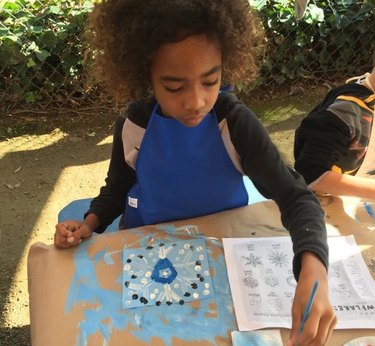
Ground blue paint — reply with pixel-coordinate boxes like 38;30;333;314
151;258;178;284
92;246;108;262
364;202;375;220
156;223;224;248
103;250;119;265
232;330;283;346
65;226;236;345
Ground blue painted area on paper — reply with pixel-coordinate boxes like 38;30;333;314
65;227;236;345
231;330;283;346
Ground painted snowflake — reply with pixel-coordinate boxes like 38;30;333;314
122;238;214;309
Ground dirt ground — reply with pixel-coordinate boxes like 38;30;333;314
0;87;326;345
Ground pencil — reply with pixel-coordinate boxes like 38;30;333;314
297;279;319;335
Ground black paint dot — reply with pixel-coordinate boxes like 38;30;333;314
156;301;161;306
195;260;201;266
124;281;130;287
159;243;164;247
138;255;144;259
184;292;191;297
146;246;154;250
131;274;137;279
199;277;204;282
126;259;132;263
179;300;184;305
140;297;148;304
166;301;172;305
190;245;195;251
191;283;198;289
196;274;201;278
132;294;138;300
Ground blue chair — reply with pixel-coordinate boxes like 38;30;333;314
243;176;268;205
58;198;121;233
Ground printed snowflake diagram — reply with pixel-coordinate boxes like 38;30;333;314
268;251;289;268
242;253;263;268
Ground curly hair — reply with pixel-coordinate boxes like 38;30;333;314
86;0;264;103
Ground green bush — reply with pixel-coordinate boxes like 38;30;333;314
0;0;93;103
0;0;374;105
255;0;375;86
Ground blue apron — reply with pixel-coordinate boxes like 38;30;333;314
124;104;249;228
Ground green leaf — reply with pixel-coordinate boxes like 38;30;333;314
304;5;324;24
29;25;44;33
83;1;94;10
38;31;58;49
3;2;21;11
24;91;36;103
250;0;267;10
3;34;22;45
27;42;37;52
339;15;351;28
35;49;50;62
62;53;80;75
0;28;9;38
26;58;36;68
49;5;62;14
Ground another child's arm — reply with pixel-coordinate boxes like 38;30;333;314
310;170;375;199
294;92;375;199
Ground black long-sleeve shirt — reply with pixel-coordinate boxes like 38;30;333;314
294;82;374;184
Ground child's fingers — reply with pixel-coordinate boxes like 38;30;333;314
289;299;320;345
288;305;300;345
54;229;72;248
67;225;93;245
305;311;336;346
54;221;93;248
290;306;337;346
54;221;80;248
295;312;320;345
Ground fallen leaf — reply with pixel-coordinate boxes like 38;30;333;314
4;184;14;189
14;166;22;173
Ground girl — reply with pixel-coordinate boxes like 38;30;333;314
55;0;336;344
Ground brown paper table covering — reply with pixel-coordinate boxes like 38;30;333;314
27;197;375;345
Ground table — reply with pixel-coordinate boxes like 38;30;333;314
27;196;375;345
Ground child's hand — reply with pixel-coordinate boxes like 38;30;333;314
289;252;337;346
54;220;93;248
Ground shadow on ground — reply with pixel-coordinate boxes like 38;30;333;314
0;112;117;346
0;325;31;346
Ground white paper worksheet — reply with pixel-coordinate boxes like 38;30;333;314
223;235;375;331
